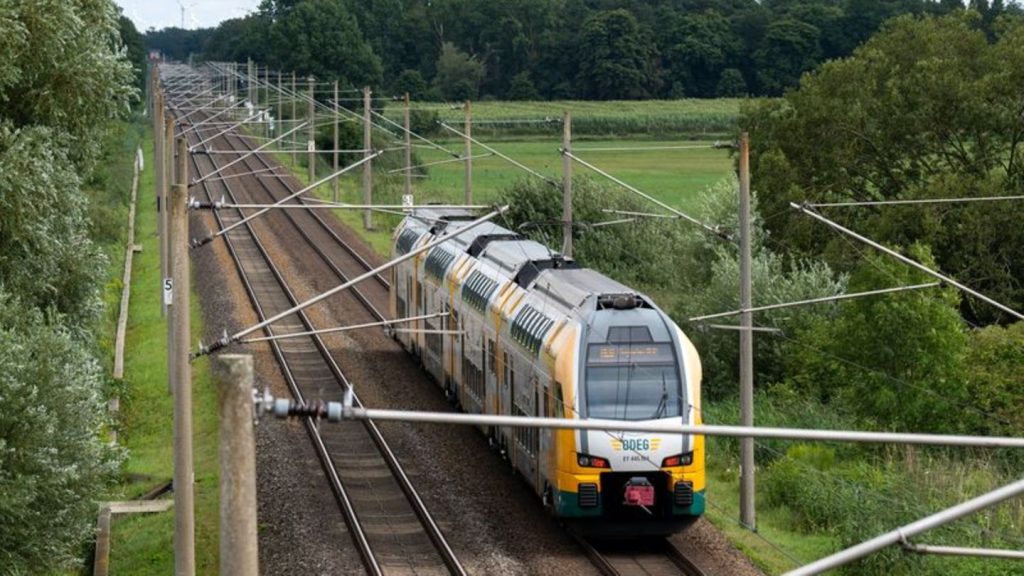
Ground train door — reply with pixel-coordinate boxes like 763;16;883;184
449;307;461;399
424;301;445;385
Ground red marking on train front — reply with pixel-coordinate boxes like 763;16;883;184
623;478;655;507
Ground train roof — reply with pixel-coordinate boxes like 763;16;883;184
531;267;638;312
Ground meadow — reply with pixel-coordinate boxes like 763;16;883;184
379;98;746;139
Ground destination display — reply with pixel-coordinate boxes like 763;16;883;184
586;343;674;365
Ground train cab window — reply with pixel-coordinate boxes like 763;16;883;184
584;343;682;421
554;383;565;418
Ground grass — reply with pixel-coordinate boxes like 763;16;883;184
702;436;837;575
268;135;734;257
107;125;220;574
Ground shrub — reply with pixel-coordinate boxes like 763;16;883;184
0;293;122;572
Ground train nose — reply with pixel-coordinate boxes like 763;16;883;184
623;477;655;507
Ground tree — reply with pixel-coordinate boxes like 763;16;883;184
662;11;741;97
118;13;146;93
716;67;747;96
506;71;539;100
742;13;1024;323
752;18;822;95
784;247;970;433
1;0;135;168
576;9;659;100
433;41;485;101
0;294;121;572
267;0;382;87
394;69;428;99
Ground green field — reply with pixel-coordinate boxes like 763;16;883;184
379;98;746;139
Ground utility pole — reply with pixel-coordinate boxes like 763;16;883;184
172;136;196;576
154;91;166;317
308;76;315;184
291;72;297;166
362;86;373;230
263;65;270;141
333;80;340;202
404;92;412;199
464;100;472;205
164;114;175;293
738;131;755;531
214;354;259;575
562;110;573;259
276;70;282;149
247;58;253;106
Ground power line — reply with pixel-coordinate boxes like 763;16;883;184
791;203;1024;321
807;195;1024;208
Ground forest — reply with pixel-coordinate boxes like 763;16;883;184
146;0;1020;100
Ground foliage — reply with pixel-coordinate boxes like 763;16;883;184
742;12;1024;323
0;0;136;168
670;180;846;398
497;176;691;290
0;293;122;572
118;14;146;94
182;0;1020;100
393;68;428;99
267;0;382;87
0;123;106;331
506;71;540;101
576;9;659;100
434;42;486;101
964;322;1024;436
784;247;970;433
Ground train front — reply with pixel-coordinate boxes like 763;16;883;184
554;297;705;537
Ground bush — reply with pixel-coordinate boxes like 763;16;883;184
783;246;970;433
965;322;1024;436
0;293;121;572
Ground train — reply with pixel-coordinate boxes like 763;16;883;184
389;206;705;536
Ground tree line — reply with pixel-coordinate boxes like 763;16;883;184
0;1;140;572
146;0;1020;101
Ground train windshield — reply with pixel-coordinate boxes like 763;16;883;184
585;343;682;421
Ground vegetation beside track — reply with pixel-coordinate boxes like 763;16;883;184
106;126;221;575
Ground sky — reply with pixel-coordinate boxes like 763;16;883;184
115;0;261;31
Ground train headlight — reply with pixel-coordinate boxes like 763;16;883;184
662;452;694;468
577;453;610;469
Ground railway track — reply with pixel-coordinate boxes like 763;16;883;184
575;535;707;576
176;98;464;576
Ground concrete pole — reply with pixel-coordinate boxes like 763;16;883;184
404;92;412;198
263;66;270;141
155;92;166;317
164;114;175;302
333;80;340;202
362;86;373;230
561;111;573;259
172;136;196;576
247;58;253;106
738;131;755;531
276;71;282;149
214;354;259;576
308;76;316;184
464;100;472;205
291;72;297;166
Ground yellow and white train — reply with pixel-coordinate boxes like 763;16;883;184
390;207;705;535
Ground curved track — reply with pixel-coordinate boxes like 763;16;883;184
173;89;463;576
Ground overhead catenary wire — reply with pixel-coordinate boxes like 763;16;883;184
192;121;308;184
193;206;509;357
240;313;448;344
792;202;1024;321
565;150;728;239
386;152;495;174
688;282;942;322
440;122;559;186
195;151;383;244
807;194;1024;207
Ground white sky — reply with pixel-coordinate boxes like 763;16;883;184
116;0;261;31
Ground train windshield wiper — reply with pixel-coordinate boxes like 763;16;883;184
653;373;668;419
